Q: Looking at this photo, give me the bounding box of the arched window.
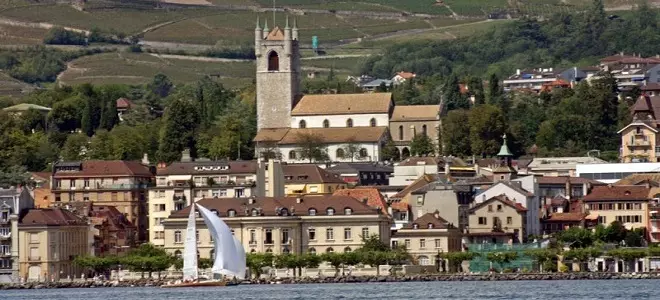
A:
[422,124,427,136]
[309,247,316,254]
[344,247,352,253]
[268,51,279,71]
[280,208,289,216]
[266,248,273,253]
[211,209,219,216]
[370,118,377,127]
[346,118,353,128]
[428,223,434,229]
[299,120,306,128]
[323,119,330,128]
[344,207,353,215]
[174,230,182,243]
[326,247,334,253]
[398,125,404,140]
[288,150,297,160]
[250,249,256,253]
[308,208,317,216]
[418,255,430,266]
[359,148,368,158]
[336,148,345,159]
[174,250,182,258]
[326,207,335,216]
[251,208,259,216]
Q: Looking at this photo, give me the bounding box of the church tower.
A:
[255,16,301,130]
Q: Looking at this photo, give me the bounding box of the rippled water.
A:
[1,280,654,300]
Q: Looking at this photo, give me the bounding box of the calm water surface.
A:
[1,280,654,300]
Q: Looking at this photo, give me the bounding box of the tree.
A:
[524,249,558,272]
[468,104,507,157]
[157,98,199,163]
[467,76,485,105]
[110,125,145,160]
[359,235,390,252]
[321,252,344,276]
[557,227,594,248]
[443,74,469,111]
[246,253,273,279]
[120,243,173,279]
[604,221,628,244]
[61,133,88,161]
[607,248,646,272]
[43,27,86,45]
[487,73,503,106]
[294,133,328,163]
[360,251,388,275]
[563,247,602,271]
[485,251,518,272]
[81,98,94,137]
[341,138,363,162]
[409,134,436,156]
[100,98,118,131]
[380,140,399,162]
[439,251,479,273]
[88,129,113,160]
[442,109,471,156]
[149,74,173,98]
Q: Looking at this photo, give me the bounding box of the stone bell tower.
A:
[255,16,301,130]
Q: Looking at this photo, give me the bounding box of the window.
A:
[422,124,427,136]
[418,255,430,266]
[323,119,330,128]
[420,239,426,249]
[154,204,166,212]
[488,205,493,212]
[220,189,228,197]
[308,228,316,240]
[174,250,182,258]
[370,118,377,127]
[249,230,256,244]
[344,228,352,240]
[344,207,353,215]
[84,179,89,188]
[326,228,334,240]
[428,223,434,229]
[398,125,404,140]
[507,217,512,225]
[174,231,182,243]
[346,118,353,128]
[404,239,411,249]
[309,248,316,254]
[359,148,368,158]
[435,239,441,249]
[497,205,502,212]
[288,150,297,160]
[478,217,487,225]
[326,207,335,215]
[344,247,352,253]
[70,179,76,188]
[282,229,290,244]
[235,189,244,198]
[308,208,317,216]
[361,227,369,238]
[228,209,236,217]
[251,209,259,216]
[413,223,419,229]
[336,148,345,159]
[299,120,306,128]
[265,229,273,244]
[326,247,334,253]
[268,51,279,71]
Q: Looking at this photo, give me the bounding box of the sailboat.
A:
[162,203,246,288]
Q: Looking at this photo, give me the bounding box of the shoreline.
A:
[3,272,660,289]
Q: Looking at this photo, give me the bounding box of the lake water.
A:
[1,280,654,300]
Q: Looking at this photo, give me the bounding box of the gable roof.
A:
[291,93,392,116]
[20,208,87,226]
[157,161,257,176]
[583,185,650,202]
[402,212,452,229]
[469,195,527,213]
[481,181,533,197]
[394,71,416,80]
[277,127,388,144]
[282,164,346,184]
[536,176,603,185]
[390,105,440,122]
[333,188,389,215]
[544,212,586,222]
[616,174,660,186]
[169,195,382,218]
[392,174,438,199]
[53,160,153,178]
[265,26,285,40]
[116,97,134,109]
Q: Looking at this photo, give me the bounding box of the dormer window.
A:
[228,209,236,217]
[251,209,259,216]
[280,208,289,216]
[308,208,317,216]
[344,208,352,215]
[428,223,434,229]
[412,223,419,229]
[210,209,219,216]
[326,207,335,216]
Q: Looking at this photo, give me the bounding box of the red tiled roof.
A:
[392,174,437,199]
[641,83,660,91]
[89,205,136,231]
[403,212,452,229]
[116,97,134,109]
[282,164,346,184]
[169,195,383,218]
[20,208,87,226]
[395,71,416,79]
[334,188,389,215]
[545,212,586,222]
[536,176,603,185]
[30,172,51,182]
[583,185,650,202]
[54,160,153,178]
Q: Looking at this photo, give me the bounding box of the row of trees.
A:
[557,221,646,249]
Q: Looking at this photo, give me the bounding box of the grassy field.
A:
[58,52,255,87]
[0,71,34,98]
[0,24,47,45]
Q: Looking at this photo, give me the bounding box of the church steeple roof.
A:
[497,134,513,157]
[265,26,285,40]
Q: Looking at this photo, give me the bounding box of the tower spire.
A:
[263,19,269,32]
[285,15,290,29]
[256,16,261,30]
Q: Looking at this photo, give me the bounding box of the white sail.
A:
[196,204,244,279]
[233,236,247,280]
[182,205,198,281]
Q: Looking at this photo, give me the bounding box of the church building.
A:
[252,18,440,163]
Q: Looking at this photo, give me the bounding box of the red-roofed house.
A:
[333,188,389,215]
[392,211,461,266]
[467,195,527,244]
[583,185,650,229]
[392,71,416,86]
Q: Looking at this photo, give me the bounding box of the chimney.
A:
[248,196,256,204]
[516,69,521,76]
[433,210,440,219]
[296,197,302,204]
[387,206,393,216]
[181,148,192,162]
[141,153,150,165]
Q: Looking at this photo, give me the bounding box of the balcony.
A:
[53,183,153,191]
[264,240,274,245]
[627,140,651,147]
[0,233,10,240]
[173,195,187,203]
[650,214,660,220]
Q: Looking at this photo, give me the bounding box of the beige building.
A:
[391,212,462,266]
[18,208,89,281]
[50,160,153,241]
[162,195,391,257]
[618,95,660,163]
[466,195,527,244]
[389,105,441,159]
[282,164,347,196]
[583,185,650,229]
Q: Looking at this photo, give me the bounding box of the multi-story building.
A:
[391,212,461,266]
[503,68,559,93]
[618,95,660,163]
[29,172,52,208]
[282,164,347,196]
[50,161,152,242]
[389,156,470,186]
[325,163,393,186]
[18,208,89,281]
[149,160,261,246]
[466,195,527,244]
[87,205,136,256]
[527,157,607,177]
[389,105,440,159]
[161,195,391,257]
[0,188,34,283]
[583,185,650,229]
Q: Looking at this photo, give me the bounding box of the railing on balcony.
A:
[54,183,153,191]
[264,240,274,245]
[173,195,187,203]
[650,214,660,220]
[0,233,10,239]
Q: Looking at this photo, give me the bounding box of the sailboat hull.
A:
[161,280,238,288]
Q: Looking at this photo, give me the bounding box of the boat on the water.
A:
[162,203,246,288]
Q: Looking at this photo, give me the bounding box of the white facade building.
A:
[576,162,660,184]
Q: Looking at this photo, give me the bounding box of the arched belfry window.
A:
[268,51,279,71]
[299,120,306,128]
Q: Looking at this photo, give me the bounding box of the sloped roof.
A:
[265,26,285,40]
[616,174,660,186]
[394,71,416,79]
[291,93,392,116]
[390,105,440,121]
[536,176,603,185]
[333,188,389,215]
[282,164,345,184]
[392,174,438,199]
[253,128,290,142]
[157,161,258,176]
[2,103,51,112]
[545,212,586,222]
[583,185,650,202]
[278,127,388,144]
[116,97,134,109]
[53,160,153,178]
[20,208,87,226]
[89,205,136,231]
[402,212,452,229]
[169,195,382,218]
[469,195,527,213]
[325,163,393,174]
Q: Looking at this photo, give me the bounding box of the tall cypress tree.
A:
[487,73,503,105]
[443,74,469,111]
[157,98,200,163]
[468,76,485,105]
[81,98,94,137]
